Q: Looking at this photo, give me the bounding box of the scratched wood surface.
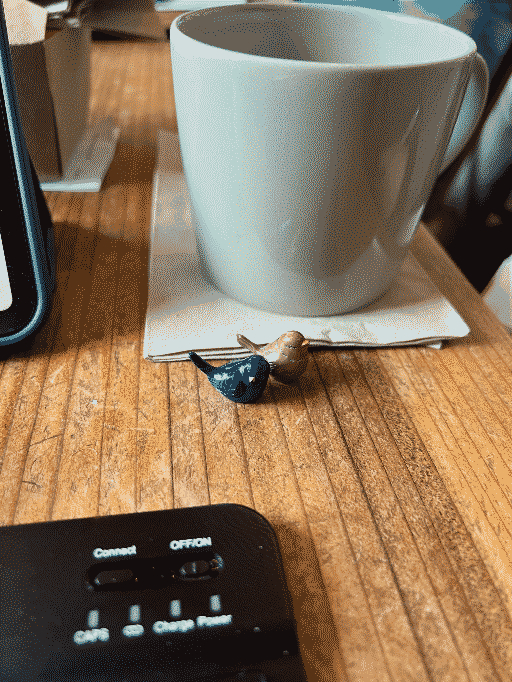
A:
[1,39,512,682]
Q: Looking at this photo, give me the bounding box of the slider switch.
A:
[179,560,210,577]
[178,555,224,580]
[94,568,134,586]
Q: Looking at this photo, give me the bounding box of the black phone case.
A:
[0,0,55,347]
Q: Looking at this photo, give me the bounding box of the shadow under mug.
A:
[170,2,489,316]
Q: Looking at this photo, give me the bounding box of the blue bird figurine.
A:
[188,352,271,404]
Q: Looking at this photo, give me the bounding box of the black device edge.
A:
[0,0,56,347]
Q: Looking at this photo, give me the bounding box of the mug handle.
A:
[438,53,489,176]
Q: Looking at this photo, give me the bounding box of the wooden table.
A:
[2,38,512,682]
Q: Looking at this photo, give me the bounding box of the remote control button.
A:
[94,568,134,586]
[179,560,210,577]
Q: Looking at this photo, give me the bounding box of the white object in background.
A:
[39,119,121,192]
[482,255,512,331]
[156,0,245,8]
[155,0,292,9]
[44,1,69,13]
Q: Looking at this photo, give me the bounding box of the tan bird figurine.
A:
[236,330,310,384]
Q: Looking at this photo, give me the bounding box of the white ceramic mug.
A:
[169,3,488,316]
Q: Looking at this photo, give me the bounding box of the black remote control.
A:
[0,504,308,682]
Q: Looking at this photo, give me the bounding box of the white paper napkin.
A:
[143,130,470,362]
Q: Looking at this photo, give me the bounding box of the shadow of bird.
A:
[189,352,270,404]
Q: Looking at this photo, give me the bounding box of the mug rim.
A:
[170,2,477,70]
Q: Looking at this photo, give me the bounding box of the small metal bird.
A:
[189,352,270,404]
[236,330,310,384]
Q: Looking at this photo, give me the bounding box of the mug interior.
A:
[175,3,475,67]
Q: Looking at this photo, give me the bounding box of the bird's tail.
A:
[188,351,213,375]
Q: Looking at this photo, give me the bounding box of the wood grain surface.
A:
[1,39,512,682]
